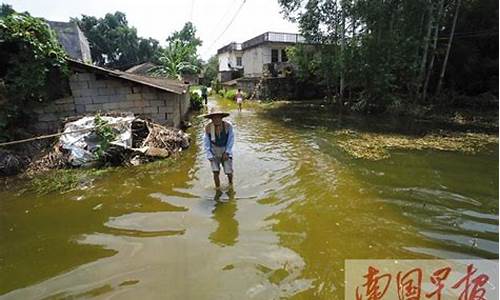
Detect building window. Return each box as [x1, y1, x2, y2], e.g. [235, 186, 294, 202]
[271, 49, 279, 63]
[236, 56, 242, 66]
[281, 49, 288, 62]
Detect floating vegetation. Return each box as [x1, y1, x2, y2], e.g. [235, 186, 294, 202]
[334, 129, 498, 160]
[30, 168, 110, 194]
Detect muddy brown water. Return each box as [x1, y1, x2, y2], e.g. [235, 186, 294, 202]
[0, 98, 498, 299]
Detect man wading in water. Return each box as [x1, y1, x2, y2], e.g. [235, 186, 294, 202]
[203, 110, 234, 190]
[236, 89, 243, 111]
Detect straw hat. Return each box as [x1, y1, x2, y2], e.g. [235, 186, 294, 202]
[201, 108, 230, 119]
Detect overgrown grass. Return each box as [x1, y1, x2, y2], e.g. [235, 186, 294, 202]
[30, 168, 111, 194]
[212, 94, 276, 111]
[28, 153, 186, 195]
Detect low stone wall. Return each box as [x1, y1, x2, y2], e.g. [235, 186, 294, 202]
[31, 71, 189, 133]
[237, 77, 296, 100]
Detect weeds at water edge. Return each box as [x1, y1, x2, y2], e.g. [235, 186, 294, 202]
[334, 130, 499, 160]
[30, 168, 111, 194]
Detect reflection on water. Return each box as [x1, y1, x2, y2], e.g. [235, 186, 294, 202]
[210, 189, 239, 247]
[0, 98, 497, 299]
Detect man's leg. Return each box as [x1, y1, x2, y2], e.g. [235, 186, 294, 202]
[210, 158, 222, 189]
[223, 158, 233, 186]
[213, 171, 221, 189]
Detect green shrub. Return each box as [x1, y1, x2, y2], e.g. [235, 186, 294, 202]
[0, 11, 68, 140]
[190, 91, 203, 110]
[211, 80, 222, 93]
[223, 89, 247, 101]
[94, 115, 117, 159]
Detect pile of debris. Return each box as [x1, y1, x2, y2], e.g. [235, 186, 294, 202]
[23, 114, 190, 175]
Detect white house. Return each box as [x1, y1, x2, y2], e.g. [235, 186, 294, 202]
[217, 42, 243, 71]
[217, 42, 243, 82]
[217, 32, 305, 81]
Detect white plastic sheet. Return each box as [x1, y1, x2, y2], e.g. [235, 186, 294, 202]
[59, 115, 135, 166]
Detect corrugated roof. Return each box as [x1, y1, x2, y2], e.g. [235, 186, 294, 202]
[67, 59, 188, 95]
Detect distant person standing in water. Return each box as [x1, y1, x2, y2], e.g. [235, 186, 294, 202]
[201, 85, 208, 106]
[203, 110, 234, 190]
[236, 89, 243, 111]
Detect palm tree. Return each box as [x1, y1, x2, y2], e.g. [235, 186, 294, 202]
[149, 39, 199, 80]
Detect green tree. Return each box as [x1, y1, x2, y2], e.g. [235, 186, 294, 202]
[280, 0, 498, 112]
[150, 22, 203, 80]
[0, 10, 68, 138]
[0, 3, 15, 17]
[72, 12, 161, 69]
[149, 40, 199, 80]
[166, 22, 203, 75]
[166, 21, 202, 49]
[203, 55, 219, 85]
[434, 0, 498, 99]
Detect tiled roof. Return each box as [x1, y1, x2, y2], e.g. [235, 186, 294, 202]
[125, 62, 157, 75]
[68, 59, 188, 95]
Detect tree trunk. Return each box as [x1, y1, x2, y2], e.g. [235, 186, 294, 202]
[350, 14, 355, 103]
[412, 9, 426, 98]
[418, 0, 434, 102]
[422, 0, 445, 102]
[340, 2, 346, 99]
[436, 0, 461, 95]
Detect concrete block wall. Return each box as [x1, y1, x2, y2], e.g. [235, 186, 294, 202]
[238, 77, 298, 100]
[237, 77, 324, 100]
[31, 70, 189, 133]
[30, 96, 76, 132]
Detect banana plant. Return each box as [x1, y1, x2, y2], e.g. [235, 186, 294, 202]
[149, 39, 199, 80]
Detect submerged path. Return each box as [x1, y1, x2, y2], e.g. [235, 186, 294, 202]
[0, 97, 498, 299]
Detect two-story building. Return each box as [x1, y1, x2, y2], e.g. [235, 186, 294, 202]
[217, 42, 243, 82]
[217, 32, 305, 81]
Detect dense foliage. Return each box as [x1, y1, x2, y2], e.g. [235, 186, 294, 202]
[279, 0, 498, 113]
[72, 12, 161, 69]
[203, 55, 219, 86]
[150, 22, 202, 80]
[149, 40, 200, 80]
[166, 22, 202, 49]
[0, 3, 15, 17]
[190, 91, 204, 110]
[0, 6, 68, 138]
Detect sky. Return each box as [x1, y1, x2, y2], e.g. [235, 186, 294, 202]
[3, 0, 299, 60]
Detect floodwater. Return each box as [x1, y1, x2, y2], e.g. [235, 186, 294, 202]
[0, 98, 498, 299]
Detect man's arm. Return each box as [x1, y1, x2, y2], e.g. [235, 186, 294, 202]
[225, 122, 234, 157]
[203, 125, 214, 160]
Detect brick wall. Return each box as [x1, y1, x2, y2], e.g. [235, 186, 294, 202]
[31, 70, 189, 133]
